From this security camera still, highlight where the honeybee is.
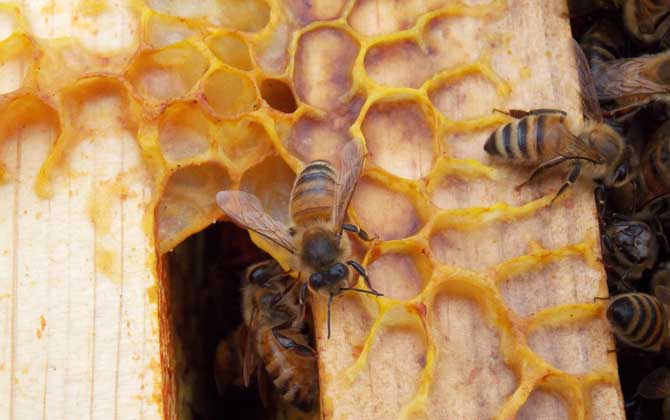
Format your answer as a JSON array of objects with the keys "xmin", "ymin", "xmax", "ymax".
[
  {"xmin": 484, "ymin": 40, "xmax": 637, "ymax": 202},
  {"xmin": 605, "ymin": 286, "xmax": 670, "ymax": 352},
  {"xmin": 601, "ymin": 220, "xmax": 661, "ymax": 288},
  {"xmin": 242, "ymin": 259, "xmax": 319, "ymax": 412},
  {"xmin": 635, "ymin": 365, "xmax": 670, "ymax": 419},
  {"xmin": 623, "ymin": 0, "xmax": 670, "ymax": 45},
  {"xmin": 581, "ymin": 18, "xmax": 626, "ymax": 67},
  {"xmin": 592, "ymin": 50, "xmax": 670, "ymax": 121},
  {"xmin": 216, "ymin": 140, "xmax": 382, "ymax": 337}
]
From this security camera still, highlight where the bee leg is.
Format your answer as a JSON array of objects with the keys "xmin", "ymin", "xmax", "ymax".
[
  {"xmin": 550, "ymin": 162, "xmax": 582, "ymax": 206},
  {"xmin": 327, "ymin": 293, "xmax": 334, "ymax": 339},
  {"xmin": 515, "ymin": 156, "xmax": 568, "ymax": 191},
  {"xmin": 526, "ymin": 108, "xmax": 567, "ymax": 116},
  {"xmin": 595, "ymin": 183, "xmax": 608, "ymax": 221},
  {"xmin": 492, "ymin": 108, "xmax": 566, "ymax": 118},
  {"xmin": 347, "ymin": 260, "xmax": 383, "ymax": 295},
  {"xmin": 342, "ymin": 223, "xmax": 376, "ymax": 241},
  {"xmin": 269, "ymin": 276, "xmax": 299, "ymax": 307},
  {"xmin": 271, "ymin": 324, "xmax": 316, "ymax": 356}
]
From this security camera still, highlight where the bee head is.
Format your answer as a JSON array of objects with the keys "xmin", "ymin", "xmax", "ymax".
[{"xmin": 309, "ymin": 263, "xmax": 349, "ymax": 294}]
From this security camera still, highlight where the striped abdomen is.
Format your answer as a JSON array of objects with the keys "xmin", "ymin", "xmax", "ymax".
[
  {"xmin": 484, "ymin": 113, "xmax": 566, "ymax": 163},
  {"xmin": 643, "ymin": 129, "xmax": 670, "ymax": 195},
  {"xmin": 581, "ymin": 19, "xmax": 624, "ymax": 66},
  {"xmin": 606, "ymin": 293, "xmax": 668, "ymax": 352},
  {"xmin": 290, "ymin": 160, "xmax": 337, "ymax": 226},
  {"xmin": 257, "ymin": 327, "xmax": 318, "ymax": 412}
]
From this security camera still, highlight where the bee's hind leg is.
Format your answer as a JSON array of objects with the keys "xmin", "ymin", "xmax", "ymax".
[
  {"xmin": 515, "ymin": 156, "xmax": 568, "ymax": 191},
  {"xmin": 342, "ymin": 223, "xmax": 376, "ymax": 241},
  {"xmin": 493, "ymin": 108, "xmax": 567, "ymax": 118},
  {"xmin": 550, "ymin": 162, "xmax": 582, "ymax": 205}
]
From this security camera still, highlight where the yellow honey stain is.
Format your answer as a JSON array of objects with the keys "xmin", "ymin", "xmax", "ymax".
[
  {"xmin": 88, "ymin": 176, "xmax": 136, "ymax": 236},
  {"xmin": 520, "ymin": 66, "xmax": 531, "ymax": 80},
  {"xmin": 40, "ymin": 0, "xmax": 56, "ymax": 15},
  {"xmin": 95, "ymin": 247, "xmax": 120, "ymax": 282},
  {"xmin": 148, "ymin": 357, "xmax": 163, "ymax": 411},
  {"xmin": 146, "ymin": 284, "xmax": 158, "ymax": 305},
  {"xmin": 78, "ymin": 0, "xmax": 107, "ymax": 16},
  {"xmin": 36, "ymin": 314, "xmax": 46, "ymax": 339}
]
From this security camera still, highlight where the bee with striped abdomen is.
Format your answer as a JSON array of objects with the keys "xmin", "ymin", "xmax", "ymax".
[
  {"xmin": 241, "ymin": 259, "xmax": 319, "ymax": 412},
  {"xmin": 216, "ymin": 139, "xmax": 382, "ymax": 337},
  {"xmin": 605, "ymin": 286, "xmax": 670, "ymax": 352},
  {"xmin": 623, "ymin": 0, "xmax": 670, "ymax": 45},
  {"xmin": 484, "ymin": 40, "xmax": 637, "ymax": 202}
]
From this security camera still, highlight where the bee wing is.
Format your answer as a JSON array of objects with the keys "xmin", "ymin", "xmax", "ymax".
[
  {"xmin": 332, "ymin": 140, "xmax": 365, "ymax": 231},
  {"xmin": 546, "ymin": 123, "xmax": 607, "ymax": 163},
  {"xmin": 242, "ymin": 309, "xmax": 260, "ymax": 388},
  {"xmin": 572, "ymin": 38, "xmax": 603, "ymax": 122},
  {"xmin": 638, "ymin": 367, "xmax": 670, "ymax": 400},
  {"xmin": 216, "ymin": 190, "xmax": 296, "ymax": 254},
  {"xmin": 594, "ymin": 55, "xmax": 670, "ymax": 101}
]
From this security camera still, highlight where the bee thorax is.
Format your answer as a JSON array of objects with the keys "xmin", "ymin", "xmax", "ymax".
[{"xmin": 300, "ymin": 227, "xmax": 340, "ymax": 270}]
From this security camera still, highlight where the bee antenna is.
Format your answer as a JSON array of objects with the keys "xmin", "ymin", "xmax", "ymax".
[
  {"xmin": 340, "ymin": 287, "xmax": 384, "ymax": 297},
  {"xmin": 327, "ymin": 293, "xmax": 333, "ymax": 339}
]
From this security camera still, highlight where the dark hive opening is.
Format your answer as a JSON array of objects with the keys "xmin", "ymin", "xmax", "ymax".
[
  {"xmin": 260, "ymin": 79, "xmax": 298, "ymax": 114},
  {"xmin": 163, "ymin": 221, "xmax": 320, "ymax": 420},
  {"xmin": 165, "ymin": 222, "xmax": 270, "ymax": 420}
]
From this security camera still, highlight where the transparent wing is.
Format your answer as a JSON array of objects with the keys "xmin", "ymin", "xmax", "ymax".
[
  {"xmin": 638, "ymin": 367, "xmax": 670, "ymax": 400},
  {"xmin": 572, "ymin": 38, "xmax": 603, "ymax": 122},
  {"xmin": 593, "ymin": 55, "xmax": 670, "ymax": 101},
  {"xmin": 242, "ymin": 310, "xmax": 259, "ymax": 388},
  {"xmin": 332, "ymin": 140, "xmax": 365, "ymax": 231},
  {"xmin": 216, "ymin": 190, "xmax": 296, "ymax": 253},
  {"xmin": 540, "ymin": 122, "xmax": 607, "ymax": 162}
]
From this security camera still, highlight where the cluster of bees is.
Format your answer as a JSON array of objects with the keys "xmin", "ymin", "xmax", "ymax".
[
  {"xmin": 211, "ymin": 140, "xmax": 382, "ymax": 415},
  {"xmin": 488, "ymin": 1, "xmax": 670, "ymax": 418}
]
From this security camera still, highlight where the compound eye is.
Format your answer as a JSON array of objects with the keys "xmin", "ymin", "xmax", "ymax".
[
  {"xmin": 309, "ymin": 272, "xmax": 327, "ymax": 289},
  {"xmin": 328, "ymin": 263, "xmax": 348, "ymax": 279},
  {"xmin": 249, "ymin": 267, "xmax": 268, "ymax": 284},
  {"xmin": 612, "ymin": 162, "xmax": 629, "ymax": 185}
]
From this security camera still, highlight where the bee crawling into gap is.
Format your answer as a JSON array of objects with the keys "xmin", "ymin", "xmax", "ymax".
[
  {"xmin": 484, "ymin": 39, "xmax": 639, "ymax": 204},
  {"xmin": 216, "ymin": 139, "xmax": 383, "ymax": 339},
  {"xmin": 241, "ymin": 259, "xmax": 319, "ymax": 412}
]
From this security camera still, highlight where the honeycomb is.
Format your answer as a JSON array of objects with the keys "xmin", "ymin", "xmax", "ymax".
[{"xmin": 0, "ymin": 0, "xmax": 625, "ymax": 419}]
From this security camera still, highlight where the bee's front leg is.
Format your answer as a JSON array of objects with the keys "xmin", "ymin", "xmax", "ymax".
[
  {"xmin": 346, "ymin": 260, "xmax": 382, "ymax": 295},
  {"xmin": 271, "ymin": 322, "xmax": 316, "ymax": 356},
  {"xmin": 342, "ymin": 223, "xmax": 376, "ymax": 241}
]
